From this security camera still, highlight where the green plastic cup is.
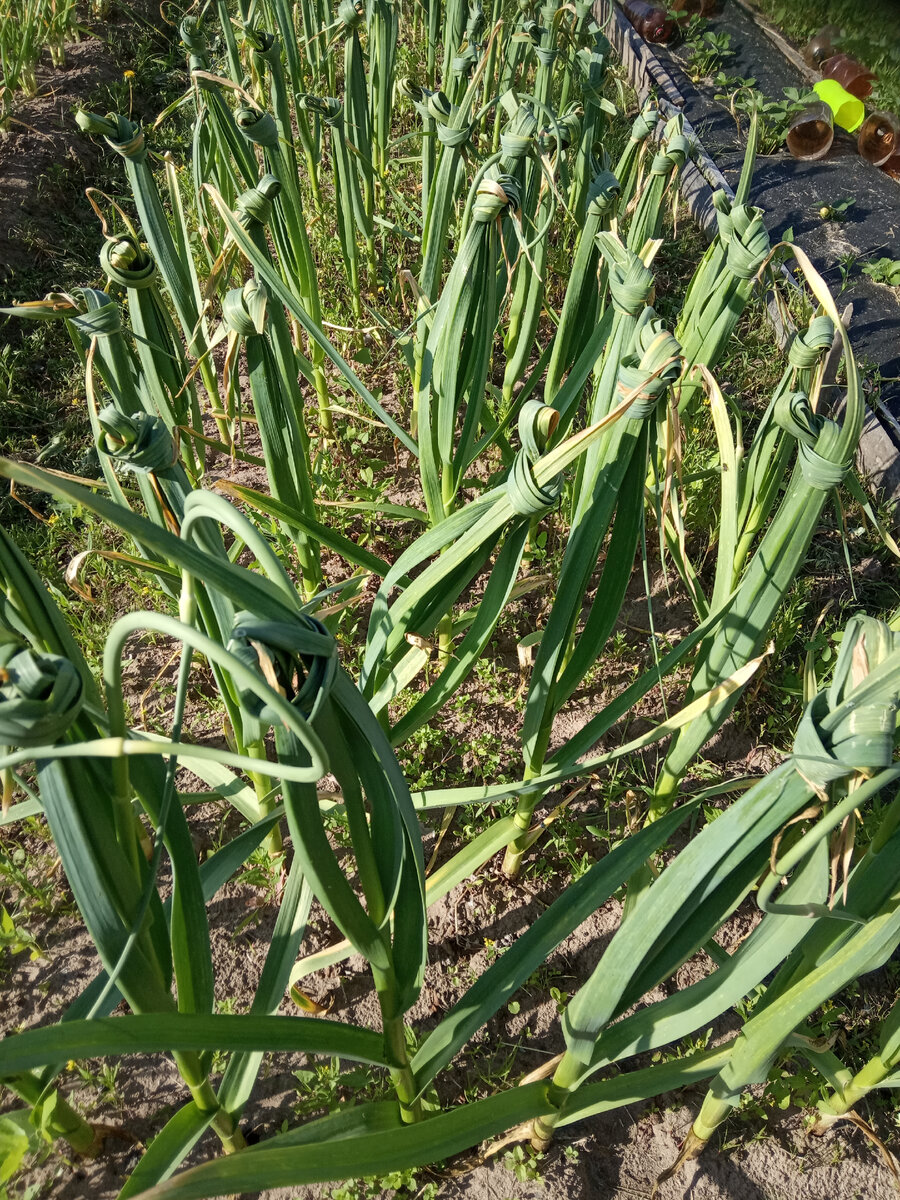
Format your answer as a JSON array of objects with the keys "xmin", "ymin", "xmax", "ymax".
[{"xmin": 813, "ymin": 79, "xmax": 865, "ymax": 133}]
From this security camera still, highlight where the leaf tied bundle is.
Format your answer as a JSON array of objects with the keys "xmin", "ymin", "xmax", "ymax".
[{"xmin": 0, "ymin": 646, "xmax": 84, "ymax": 748}]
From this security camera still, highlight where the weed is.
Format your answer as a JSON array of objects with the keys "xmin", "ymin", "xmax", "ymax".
[
  {"xmin": 293, "ymin": 1058, "xmax": 390, "ymax": 1120},
  {"xmin": 862, "ymin": 257, "xmax": 900, "ymax": 287},
  {"xmin": 818, "ymin": 198, "xmax": 856, "ymax": 222},
  {"xmin": 836, "ymin": 252, "xmax": 859, "ymax": 295},
  {"xmin": 330, "ymin": 1169, "xmax": 438, "ymax": 1199},
  {"xmin": 0, "ymin": 905, "xmax": 43, "ymax": 964},
  {"xmin": 717, "ymin": 84, "xmax": 818, "ymax": 154},
  {"xmin": 503, "ymin": 1144, "xmax": 545, "ymax": 1183},
  {"xmin": 67, "ymin": 1061, "xmax": 122, "ymax": 1110},
  {"xmin": 680, "ymin": 17, "xmax": 735, "ymax": 82}
]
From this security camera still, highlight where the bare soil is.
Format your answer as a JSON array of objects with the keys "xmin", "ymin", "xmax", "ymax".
[
  {"xmin": 0, "ymin": 11, "xmax": 147, "ymax": 283},
  {"xmin": 6, "ymin": 842, "xmax": 899, "ymax": 1200}
]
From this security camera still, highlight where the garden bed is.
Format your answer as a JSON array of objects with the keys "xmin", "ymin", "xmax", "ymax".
[{"xmin": 1, "ymin": 3, "xmax": 900, "ymax": 1199}]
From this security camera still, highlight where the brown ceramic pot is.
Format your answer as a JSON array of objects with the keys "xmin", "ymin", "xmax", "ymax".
[
  {"xmin": 820, "ymin": 53, "xmax": 876, "ymax": 100},
  {"xmin": 857, "ymin": 111, "xmax": 899, "ymax": 166},
  {"xmin": 802, "ymin": 25, "xmax": 841, "ymax": 68},
  {"xmin": 622, "ymin": 0, "xmax": 676, "ymax": 42},
  {"xmin": 786, "ymin": 102, "xmax": 835, "ymax": 160}
]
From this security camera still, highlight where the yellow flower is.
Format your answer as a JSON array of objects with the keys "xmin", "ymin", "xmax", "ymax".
[{"xmin": 123, "ymin": 70, "xmax": 135, "ymax": 79}]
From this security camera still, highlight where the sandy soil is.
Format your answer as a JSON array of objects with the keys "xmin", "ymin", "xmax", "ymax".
[{"xmin": 6, "ymin": 843, "xmax": 898, "ymax": 1200}]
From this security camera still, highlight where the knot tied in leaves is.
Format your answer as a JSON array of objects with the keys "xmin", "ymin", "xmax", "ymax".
[
  {"xmin": 433, "ymin": 94, "xmax": 474, "ymax": 149},
  {"xmin": 234, "ymin": 174, "xmax": 281, "ymax": 230},
  {"xmin": 226, "ymin": 614, "xmax": 337, "ymax": 738},
  {"xmin": 793, "ymin": 615, "xmax": 900, "ymax": 791},
  {"xmin": 508, "ymin": 399, "xmax": 564, "ymax": 516},
  {"xmin": 596, "ymin": 232, "xmax": 655, "ymax": 316},
  {"xmin": 297, "ymin": 94, "xmax": 343, "ymax": 126},
  {"xmin": 585, "ymin": 169, "xmax": 620, "ymax": 218},
  {"xmin": 97, "ymin": 407, "xmax": 178, "ymax": 475},
  {"xmin": 540, "ymin": 105, "xmax": 581, "ymax": 152},
  {"xmin": 100, "ymin": 237, "xmax": 157, "ymax": 290},
  {"xmin": 243, "ymin": 25, "xmax": 279, "ymax": 59},
  {"xmin": 75, "ymin": 110, "xmax": 147, "ymax": 163},
  {"xmin": 0, "ymin": 646, "xmax": 84, "ymax": 748},
  {"xmin": 617, "ymin": 311, "xmax": 682, "ymax": 421},
  {"xmin": 179, "ymin": 15, "xmax": 207, "ymax": 56},
  {"xmin": 713, "ymin": 194, "xmax": 771, "ymax": 281},
  {"xmin": 628, "ymin": 101, "xmax": 660, "ymax": 143},
  {"xmin": 398, "ymin": 85, "xmax": 475, "ymax": 152},
  {"xmin": 234, "ymin": 106, "xmax": 280, "ymax": 148},
  {"xmin": 472, "ymin": 174, "xmax": 521, "ymax": 223},
  {"xmin": 499, "ymin": 102, "xmax": 538, "ymax": 162},
  {"xmin": 337, "ymin": 0, "xmax": 364, "ymax": 30},
  {"xmin": 67, "ymin": 288, "xmax": 124, "ymax": 341},
  {"xmin": 787, "ymin": 315, "xmax": 834, "ymax": 371},
  {"xmin": 773, "ymin": 391, "xmax": 850, "ymax": 492},
  {"xmin": 223, "ymin": 276, "xmax": 268, "ymax": 339},
  {"xmin": 649, "ymin": 131, "xmax": 691, "ymax": 176}
]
